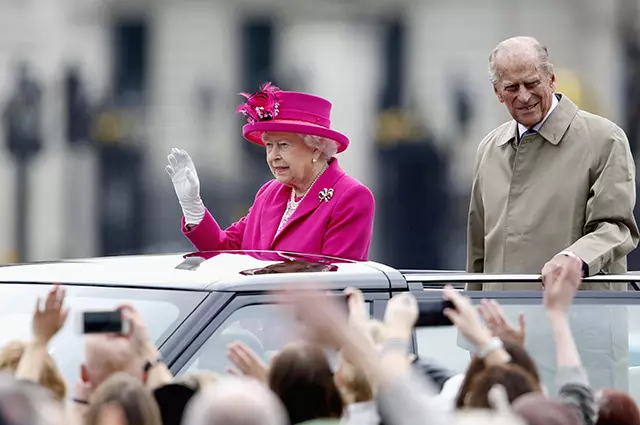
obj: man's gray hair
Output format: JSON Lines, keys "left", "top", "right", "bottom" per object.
{"left": 183, "top": 376, "right": 288, "bottom": 425}
{"left": 488, "top": 36, "right": 555, "bottom": 85}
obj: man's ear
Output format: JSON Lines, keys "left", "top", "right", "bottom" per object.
{"left": 494, "top": 85, "right": 505, "bottom": 103}
{"left": 334, "top": 368, "right": 343, "bottom": 387}
{"left": 141, "top": 361, "right": 149, "bottom": 384}
{"left": 81, "top": 364, "right": 89, "bottom": 382}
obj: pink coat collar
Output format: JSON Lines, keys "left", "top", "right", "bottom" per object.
{"left": 262, "top": 158, "right": 346, "bottom": 246}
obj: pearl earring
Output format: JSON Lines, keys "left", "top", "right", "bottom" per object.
{"left": 312, "top": 158, "right": 317, "bottom": 163}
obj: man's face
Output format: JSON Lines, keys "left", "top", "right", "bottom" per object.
{"left": 493, "top": 52, "right": 556, "bottom": 128}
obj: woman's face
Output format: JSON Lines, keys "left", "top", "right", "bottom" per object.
{"left": 263, "top": 132, "right": 319, "bottom": 190}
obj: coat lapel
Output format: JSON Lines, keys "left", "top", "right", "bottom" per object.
{"left": 496, "top": 93, "right": 578, "bottom": 147}
{"left": 261, "top": 183, "right": 290, "bottom": 247}
{"left": 496, "top": 121, "right": 518, "bottom": 147}
{"left": 270, "top": 158, "right": 346, "bottom": 247}
{"left": 537, "top": 94, "right": 578, "bottom": 145}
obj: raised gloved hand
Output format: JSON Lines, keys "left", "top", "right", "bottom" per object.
{"left": 166, "top": 148, "right": 205, "bottom": 225}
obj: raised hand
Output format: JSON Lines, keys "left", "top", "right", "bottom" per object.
{"left": 166, "top": 148, "right": 205, "bottom": 225}
{"left": 478, "top": 299, "right": 526, "bottom": 347}
{"left": 543, "top": 255, "right": 582, "bottom": 316}
{"left": 33, "top": 284, "right": 68, "bottom": 344}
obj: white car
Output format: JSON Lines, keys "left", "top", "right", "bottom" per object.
{"left": 0, "top": 250, "right": 637, "bottom": 401}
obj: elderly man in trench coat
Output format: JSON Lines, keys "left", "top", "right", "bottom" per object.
{"left": 462, "top": 36, "right": 640, "bottom": 393}
{"left": 466, "top": 37, "right": 639, "bottom": 290}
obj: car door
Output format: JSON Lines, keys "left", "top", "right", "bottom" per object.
{"left": 169, "top": 290, "right": 390, "bottom": 376}
{"left": 400, "top": 275, "right": 640, "bottom": 402}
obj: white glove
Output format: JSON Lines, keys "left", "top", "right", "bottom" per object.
{"left": 166, "top": 148, "right": 206, "bottom": 225}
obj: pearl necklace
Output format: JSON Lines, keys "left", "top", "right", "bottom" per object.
{"left": 276, "top": 164, "right": 328, "bottom": 234}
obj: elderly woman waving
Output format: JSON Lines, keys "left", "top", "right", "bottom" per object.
{"left": 166, "top": 83, "right": 375, "bottom": 261}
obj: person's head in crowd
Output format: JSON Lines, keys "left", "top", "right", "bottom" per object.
{"left": 512, "top": 392, "right": 581, "bottom": 425}
{"left": 0, "top": 341, "right": 66, "bottom": 401}
{"left": 173, "top": 370, "right": 220, "bottom": 393}
{"left": 0, "top": 373, "right": 67, "bottom": 425}
{"left": 334, "top": 319, "right": 385, "bottom": 404}
{"left": 596, "top": 388, "right": 640, "bottom": 425}
{"left": 455, "top": 339, "right": 540, "bottom": 408}
{"left": 455, "top": 384, "right": 528, "bottom": 425}
{"left": 183, "top": 376, "right": 287, "bottom": 425}
{"left": 85, "top": 372, "right": 161, "bottom": 425}
{"left": 82, "top": 334, "right": 145, "bottom": 389}
{"left": 465, "top": 364, "right": 541, "bottom": 408}
{"left": 268, "top": 341, "right": 343, "bottom": 424}
{"left": 153, "top": 383, "right": 197, "bottom": 425}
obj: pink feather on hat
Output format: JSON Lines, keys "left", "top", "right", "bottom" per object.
{"left": 236, "top": 82, "right": 282, "bottom": 124}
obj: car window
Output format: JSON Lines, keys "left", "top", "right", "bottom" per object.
{"left": 415, "top": 301, "right": 639, "bottom": 403}
{"left": 0, "top": 284, "right": 205, "bottom": 386}
{"left": 181, "top": 301, "right": 371, "bottom": 375}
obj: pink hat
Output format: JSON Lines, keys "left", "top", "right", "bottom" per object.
{"left": 236, "top": 83, "right": 349, "bottom": 153}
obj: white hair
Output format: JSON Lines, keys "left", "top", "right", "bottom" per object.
{"left": 261, "top": 132, "right": 339, "bottom": 160}
{"left": 183, "top": 376, "right": 288, "bottom": 425}
{"left": 299, "top": 134, "right": 339, "bottom": 160}
{"left": 488, "top": 36, "right": 554, "bottom": 85}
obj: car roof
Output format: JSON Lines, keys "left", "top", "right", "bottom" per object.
{"left": 0, "top": 251, "right": 396, "bottom": 292}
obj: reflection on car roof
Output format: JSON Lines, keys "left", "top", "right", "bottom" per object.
{"left": 0, "top": 251, "right": 390, "bottom": 292}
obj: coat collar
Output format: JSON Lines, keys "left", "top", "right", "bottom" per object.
{"left": 263, "top": 158, "right": 346, "bottom": 247}
{"left": 496, "top": 94, "right": 579, "bottom": 147}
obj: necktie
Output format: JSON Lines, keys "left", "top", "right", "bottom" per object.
{"left": 517, "top": 128, "right": 536, "bottom": 145}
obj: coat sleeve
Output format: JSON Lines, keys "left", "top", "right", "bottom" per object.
{"left": 181, "top": 182, "right": 271, "bottom": 252}
{"left": 466, "top": 140, "right": 488, "bottom": 289}
{"left": 566, "top": 126, "right": 640, "bottom": 276}
{"left": 322, "top": 184, "right": 375, "bottom": 261}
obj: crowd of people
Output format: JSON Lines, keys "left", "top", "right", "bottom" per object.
{"left": 0, "top": 255, "right": 638, "bottom": 425}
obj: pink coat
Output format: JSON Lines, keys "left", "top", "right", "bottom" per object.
{"left": 181, "top": 158, "right": 375, "bottom": 261}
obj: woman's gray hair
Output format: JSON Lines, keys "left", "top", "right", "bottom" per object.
{"left": 261, "top": 132, "right": 339, "bottom": 160}
{"left": 299, "top": 134, "right": 338, "bottom": 160}
{"left": 488, "top": 36, "right": 554, "bottom": 85}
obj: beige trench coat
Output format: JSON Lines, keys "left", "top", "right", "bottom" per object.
{"left": 466, "top": 94, "right": 639, "bottom": 290}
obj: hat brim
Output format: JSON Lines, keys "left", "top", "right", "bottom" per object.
{"left": 243, "top": 121, "right": 349, "bottom": 153}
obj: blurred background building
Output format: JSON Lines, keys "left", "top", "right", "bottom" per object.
{"left": 0, "top": 0, "right": 638, "bottom": 271}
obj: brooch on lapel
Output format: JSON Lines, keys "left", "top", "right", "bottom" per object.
{"left": 318, "top": 188, "right": 334, "bottom": 203}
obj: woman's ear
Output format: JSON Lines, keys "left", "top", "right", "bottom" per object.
{"left": 334, "top": 367, "right": 344, "bottom": 387}
{"left": 81, "top": 364, "right": 89, "bottom": 382}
